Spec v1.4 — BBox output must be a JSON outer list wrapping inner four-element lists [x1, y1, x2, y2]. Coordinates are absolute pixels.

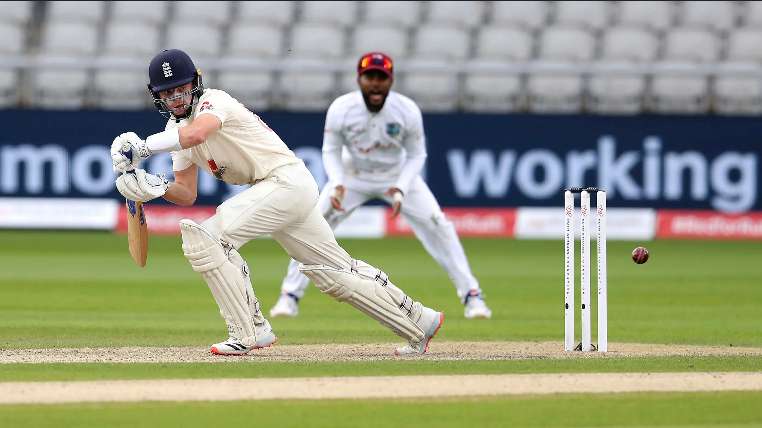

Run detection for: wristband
[[145, 128, 182, 153]]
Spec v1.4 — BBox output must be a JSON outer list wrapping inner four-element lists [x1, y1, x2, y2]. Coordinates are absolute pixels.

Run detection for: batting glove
[[111, 132, 151, 173], [115, 168, 169, 202]]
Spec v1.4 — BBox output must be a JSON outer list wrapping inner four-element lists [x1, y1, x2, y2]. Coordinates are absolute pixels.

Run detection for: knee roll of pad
[[180, 220, 228, 273]]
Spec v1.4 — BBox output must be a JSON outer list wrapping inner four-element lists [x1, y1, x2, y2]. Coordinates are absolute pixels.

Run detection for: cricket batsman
[[270, 52, 492, 320], [110, 49, 444, 356]]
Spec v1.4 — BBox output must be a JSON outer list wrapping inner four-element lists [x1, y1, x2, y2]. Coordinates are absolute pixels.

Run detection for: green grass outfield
[[1, 393, 762, 427], [1, 231, 761, 426]]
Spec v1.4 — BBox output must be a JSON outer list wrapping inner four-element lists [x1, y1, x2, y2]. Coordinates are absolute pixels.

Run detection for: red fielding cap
[[357, 52, 394, 77]]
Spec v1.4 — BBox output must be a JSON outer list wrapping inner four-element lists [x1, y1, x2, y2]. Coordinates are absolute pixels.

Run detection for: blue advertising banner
[[1, 110, 760, 212]]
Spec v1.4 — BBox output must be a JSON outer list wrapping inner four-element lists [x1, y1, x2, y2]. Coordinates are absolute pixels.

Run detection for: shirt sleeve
[[193, 91, 230, 125], [394, 102, 427, 195], [321, 100, 346, 184], [171, 149, 193, 172]]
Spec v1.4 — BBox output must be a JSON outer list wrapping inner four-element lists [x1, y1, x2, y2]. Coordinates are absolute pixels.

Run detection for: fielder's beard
[[362, 91, 388, 112]]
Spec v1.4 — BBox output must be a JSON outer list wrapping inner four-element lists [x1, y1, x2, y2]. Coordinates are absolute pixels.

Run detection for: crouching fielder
[[271, 52, 491, 320], [111, 49, 443, 355]]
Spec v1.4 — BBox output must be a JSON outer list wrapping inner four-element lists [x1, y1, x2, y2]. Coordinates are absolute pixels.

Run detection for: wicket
[[564, 187, 607, 352]]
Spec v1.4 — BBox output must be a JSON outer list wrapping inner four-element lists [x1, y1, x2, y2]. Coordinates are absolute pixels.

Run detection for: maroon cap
[[357, 52, 394, 77]]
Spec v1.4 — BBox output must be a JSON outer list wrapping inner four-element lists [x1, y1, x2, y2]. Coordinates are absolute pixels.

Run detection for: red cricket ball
[[632, 246, 649, 264]]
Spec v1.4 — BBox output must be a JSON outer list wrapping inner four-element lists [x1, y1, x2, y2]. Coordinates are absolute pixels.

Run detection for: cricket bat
[[121, 147, 149, 267], [126, 197, 148, 267]]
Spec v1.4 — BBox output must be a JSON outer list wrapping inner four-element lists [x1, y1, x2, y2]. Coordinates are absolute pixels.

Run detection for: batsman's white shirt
[[169, 89, 300, 185], [323, 90, 426, 194], [167, 88, 351, 270]]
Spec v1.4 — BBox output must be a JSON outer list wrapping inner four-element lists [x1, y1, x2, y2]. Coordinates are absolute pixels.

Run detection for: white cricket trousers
[[201, 161, 352, 270], [280, 175, 481, 302]]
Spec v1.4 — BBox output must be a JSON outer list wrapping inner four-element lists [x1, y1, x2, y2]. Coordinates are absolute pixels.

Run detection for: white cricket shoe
[[269, 293, 299, 318], [394, 307, 445, 356], [464, 290, 492, 319], [210, 320, 278, 356]]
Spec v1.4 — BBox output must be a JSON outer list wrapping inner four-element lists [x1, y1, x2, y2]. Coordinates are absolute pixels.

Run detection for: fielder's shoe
[[394, 307, 445, 356], [464, 290, 492, 319], [210, 320, 278, 356], [269, 293, 299, 318]]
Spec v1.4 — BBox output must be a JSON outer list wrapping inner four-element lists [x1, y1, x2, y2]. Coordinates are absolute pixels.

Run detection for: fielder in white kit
[[110, 49, 444, 356], [271, 52, 492, 320]]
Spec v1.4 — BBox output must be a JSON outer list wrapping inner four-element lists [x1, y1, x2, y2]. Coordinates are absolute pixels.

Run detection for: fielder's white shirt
[[169, 89, 300, 184], [322, 90, 427, 194]]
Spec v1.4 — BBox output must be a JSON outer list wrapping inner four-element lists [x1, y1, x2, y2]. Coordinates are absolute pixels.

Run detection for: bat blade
[[126, 198, 148, 267]]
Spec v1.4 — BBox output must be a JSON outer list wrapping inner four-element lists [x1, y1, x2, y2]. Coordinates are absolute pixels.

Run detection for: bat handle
[[122, 146, 136, 173]]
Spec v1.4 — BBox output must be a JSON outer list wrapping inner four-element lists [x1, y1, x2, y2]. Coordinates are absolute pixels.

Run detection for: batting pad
[[180, 219, 256, 344], [299, 260, 425, 342]]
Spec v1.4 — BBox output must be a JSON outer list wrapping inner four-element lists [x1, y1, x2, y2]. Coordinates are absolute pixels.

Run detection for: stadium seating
[[426, 1, 485, 28], [554, 1, 611, 32], [301, 1, 358, 28], [491, 1, 548, 31], [1, 1, 33, 25], [615, 1, 673, 32], [173, 1, 231, 27], [47, 1, 104, 24], [528, 26, 595, 113], [4, 0, 762, 114], [236, 1, 295, 27], [110, 1, 169, 27], [363, 1, 422, 28]]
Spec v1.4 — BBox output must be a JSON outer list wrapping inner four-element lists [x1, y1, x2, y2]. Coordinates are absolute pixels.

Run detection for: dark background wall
[[1, 110, 759, 213]]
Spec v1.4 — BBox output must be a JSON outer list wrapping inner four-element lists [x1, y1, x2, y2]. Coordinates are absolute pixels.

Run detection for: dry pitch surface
[[3, 341, 761, 364], [3, 341, 762, 404]]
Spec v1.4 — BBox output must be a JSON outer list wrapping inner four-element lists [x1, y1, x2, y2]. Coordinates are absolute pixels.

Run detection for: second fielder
[[271, 52, 492, 320]]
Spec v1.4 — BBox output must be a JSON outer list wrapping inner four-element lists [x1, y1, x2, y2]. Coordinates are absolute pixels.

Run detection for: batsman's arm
[[162, 164, 199, 206]]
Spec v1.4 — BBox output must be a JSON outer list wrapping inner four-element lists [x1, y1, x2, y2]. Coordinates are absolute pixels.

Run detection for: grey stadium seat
[[742, 1, 762, 28], [680, 1, 736, 33], [649, 74, 710, 114], [227, 24, 284, 58], [300, 1, 358, 28], [0, 71, 20, 107], [47, 1, 105, 24], [426, 1, 485, 29], [0, 22, 26, 55], [363, 1, 422, 28], [236, 1, 295, 28], [1, 1, 33, 25], [587, 27, 656, 114], [554, 1, 611, 32], [662, 28, 720, 63], [350, 25, 408, 59], [726, 29, 762, 62], [615, 1, 673, 32], [474, 26, 533, 61], [528, 27, 595, 113], [93, 70, 152, 110], [102, 22, 160, 58], [165, 23, 223, 59], [411, 25, 471, 60], [463, 26, 532, 112], [714, 72, 762, 115], [399, 60, 460, 112], [649, 29, 717, 114], [32, 70, 90, 109], [491, 1, 549, 31], [279, 23, 346, 111], [110, 1, 169, 26], [173, 1, 231, 27], [39, 22, 98, 56], [218, 24, 285, 110]]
